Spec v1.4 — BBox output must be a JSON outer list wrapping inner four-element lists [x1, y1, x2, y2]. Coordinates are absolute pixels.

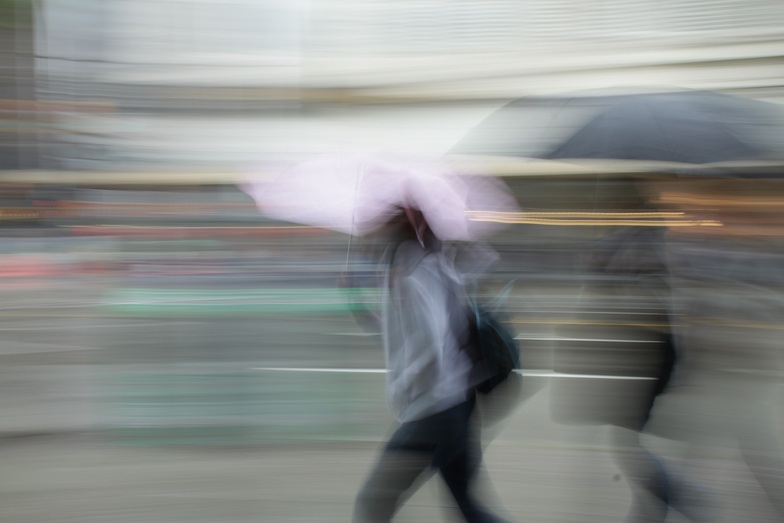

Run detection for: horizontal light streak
[[252, 367, 387, 374], [79, 224, 317, 230], [657, 193, 784, 208], [473, 218, 723, 227], [472, 211, 687, 218], [467, 209, 722, 226], [515, 336, 664, 343], [251, 367, 656, 380]]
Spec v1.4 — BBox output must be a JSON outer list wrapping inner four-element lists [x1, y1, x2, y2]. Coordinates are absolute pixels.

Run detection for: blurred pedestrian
[[353, 208, 511, 523], [550, 182, 718, 523], [659, 177, 784, 521], [598, 229, 719, 523]]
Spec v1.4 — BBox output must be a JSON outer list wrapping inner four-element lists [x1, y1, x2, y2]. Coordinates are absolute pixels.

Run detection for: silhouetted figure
[[663, 192, 784, 521], [353, 210, 510, 523], [552, 215, 717, 522]]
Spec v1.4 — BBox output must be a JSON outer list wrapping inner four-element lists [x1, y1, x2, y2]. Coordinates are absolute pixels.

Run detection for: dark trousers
[[353, 397, 506, 523]]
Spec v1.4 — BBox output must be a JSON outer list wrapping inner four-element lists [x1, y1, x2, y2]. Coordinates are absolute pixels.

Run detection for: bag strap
[[465, 278, 517, 315]]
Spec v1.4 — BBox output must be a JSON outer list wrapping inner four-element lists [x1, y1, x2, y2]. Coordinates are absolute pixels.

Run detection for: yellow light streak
[[465, 209, 721, 226], [469, 211, 686, 219], [656, 193, 784, 208]]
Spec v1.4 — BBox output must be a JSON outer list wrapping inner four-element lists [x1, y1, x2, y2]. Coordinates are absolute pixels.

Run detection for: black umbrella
[[452, 89, 784, 170], [546, 91, 783, 164]]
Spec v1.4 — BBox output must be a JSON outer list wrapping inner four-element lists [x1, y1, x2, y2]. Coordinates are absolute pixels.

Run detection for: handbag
[[464, 282, 521, 394]]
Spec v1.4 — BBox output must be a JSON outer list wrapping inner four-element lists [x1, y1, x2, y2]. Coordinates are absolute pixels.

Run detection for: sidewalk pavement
[[1, 381, 783, 523]]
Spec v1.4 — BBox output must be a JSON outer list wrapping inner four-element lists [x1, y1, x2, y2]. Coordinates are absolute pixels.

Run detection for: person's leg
[[610, 331, 683, 522], [353, 449, 431, 522], [353, 420, 435, 523], [611, 426, 671, 523], [434, 399, 509, 523]]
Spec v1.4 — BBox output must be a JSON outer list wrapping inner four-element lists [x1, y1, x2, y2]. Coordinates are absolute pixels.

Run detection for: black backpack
[[464, 285, 521, 394]]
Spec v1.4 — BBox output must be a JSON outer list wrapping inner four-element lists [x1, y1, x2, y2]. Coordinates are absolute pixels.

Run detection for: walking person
[[353, 208, 511, 523], [243, 150, 520, 522], [659, 177, 784, 521]]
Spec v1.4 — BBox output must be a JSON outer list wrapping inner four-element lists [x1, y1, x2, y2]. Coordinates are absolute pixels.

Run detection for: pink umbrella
[[243, 151, 518, 241]]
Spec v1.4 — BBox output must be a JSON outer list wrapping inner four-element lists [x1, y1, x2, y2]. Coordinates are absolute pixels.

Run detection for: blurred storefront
[[0, 0, 783, 455], [17, 0, 783, 171]]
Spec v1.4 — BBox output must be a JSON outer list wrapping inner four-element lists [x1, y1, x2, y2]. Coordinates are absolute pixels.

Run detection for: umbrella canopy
[[243, 151, 518, 241], [547, 91, 783, 164], [452, 89, 784, 168]]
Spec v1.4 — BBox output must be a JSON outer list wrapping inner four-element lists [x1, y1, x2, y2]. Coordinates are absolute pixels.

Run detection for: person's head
[[389, 207, 439, 247], [365, 207, 436, 253]]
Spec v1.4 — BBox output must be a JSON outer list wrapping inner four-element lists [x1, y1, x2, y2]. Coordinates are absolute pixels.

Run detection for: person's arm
[[391, 275, 443, 399]]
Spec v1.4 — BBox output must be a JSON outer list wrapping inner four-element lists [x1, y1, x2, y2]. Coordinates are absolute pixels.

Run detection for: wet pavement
[[2, 385, 783, 523]]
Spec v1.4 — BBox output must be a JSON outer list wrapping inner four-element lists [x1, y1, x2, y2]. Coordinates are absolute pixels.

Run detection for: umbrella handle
[[404, 207, 427, 248]]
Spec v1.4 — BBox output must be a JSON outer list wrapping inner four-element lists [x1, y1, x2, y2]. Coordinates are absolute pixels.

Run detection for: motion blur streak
[[1, 1, 784, 522]]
